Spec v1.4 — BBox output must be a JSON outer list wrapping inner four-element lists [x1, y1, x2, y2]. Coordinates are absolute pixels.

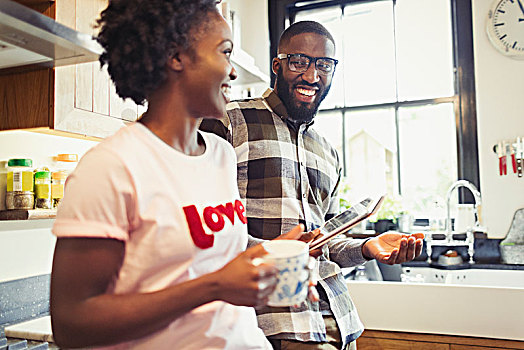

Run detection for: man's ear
[[272, 57, 281, 75], [167, 52, 184, 72]]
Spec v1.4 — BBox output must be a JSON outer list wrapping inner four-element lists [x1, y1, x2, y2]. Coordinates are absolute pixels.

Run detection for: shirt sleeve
[[327, 237, 369, 267], [52, 146, 137, 242]]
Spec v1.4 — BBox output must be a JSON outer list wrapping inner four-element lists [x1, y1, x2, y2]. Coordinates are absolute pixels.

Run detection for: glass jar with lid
[[34, 170, 52, 209], [51, 154, 78, 208], [7, 158, 33, 192], [51, 171, 67, 208], [6, 158, 34, 210]]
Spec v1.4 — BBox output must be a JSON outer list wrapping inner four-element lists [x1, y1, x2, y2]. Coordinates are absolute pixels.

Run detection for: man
[[201, 21, 423, 350]]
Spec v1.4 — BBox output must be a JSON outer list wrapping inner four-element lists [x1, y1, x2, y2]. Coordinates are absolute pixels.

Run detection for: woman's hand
[[274, 224, 321, 303], [214, 244, 278, 307]]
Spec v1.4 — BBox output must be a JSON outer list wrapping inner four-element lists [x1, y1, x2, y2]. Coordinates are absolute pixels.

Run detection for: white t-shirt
[[53, 123, 271, 350]]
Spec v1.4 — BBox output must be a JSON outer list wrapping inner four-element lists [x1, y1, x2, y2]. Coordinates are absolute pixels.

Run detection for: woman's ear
[[167, 52, 184, 72], [272, 57, 281, 75]]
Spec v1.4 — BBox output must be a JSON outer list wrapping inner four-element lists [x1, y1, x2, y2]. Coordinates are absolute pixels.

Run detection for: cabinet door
[[357, 337, 450, 350], [54, 0, 138, 138]]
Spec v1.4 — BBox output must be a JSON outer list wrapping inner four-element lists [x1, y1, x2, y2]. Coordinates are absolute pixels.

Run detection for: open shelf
[[231, 48, 270, 87]]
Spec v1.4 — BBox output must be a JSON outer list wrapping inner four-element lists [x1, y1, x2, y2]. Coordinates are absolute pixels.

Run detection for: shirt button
[[303, 193, 307, 198]]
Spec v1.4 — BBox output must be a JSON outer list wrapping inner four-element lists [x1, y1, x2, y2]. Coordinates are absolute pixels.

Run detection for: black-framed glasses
[[277, 53, 338, 75]]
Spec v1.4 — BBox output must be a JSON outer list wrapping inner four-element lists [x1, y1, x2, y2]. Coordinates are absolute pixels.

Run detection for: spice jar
[[50, 154, 78, 208], [6, 191, 34, 210], [51, 171, 67, 208], [34, 171, 52, 209], [7, 158, 34, 192], [6, 158, 34, 210]]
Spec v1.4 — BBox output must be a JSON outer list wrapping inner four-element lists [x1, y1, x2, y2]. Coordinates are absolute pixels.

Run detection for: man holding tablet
[[201, 20, 424, 350]]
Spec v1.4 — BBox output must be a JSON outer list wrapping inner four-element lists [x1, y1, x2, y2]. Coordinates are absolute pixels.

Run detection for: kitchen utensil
[[497, 141, 507, 175], [510, 143, 517, 173], [517, 137, 523, 177]]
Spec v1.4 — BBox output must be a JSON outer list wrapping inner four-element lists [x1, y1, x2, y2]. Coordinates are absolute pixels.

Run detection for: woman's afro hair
[[96, 0, 218, 105]]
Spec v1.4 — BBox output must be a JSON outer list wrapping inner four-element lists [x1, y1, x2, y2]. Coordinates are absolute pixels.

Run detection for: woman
[[50, 1, 302, 348]]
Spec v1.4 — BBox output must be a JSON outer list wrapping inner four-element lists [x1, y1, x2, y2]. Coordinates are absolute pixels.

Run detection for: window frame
[[268, 0, 479, 204]]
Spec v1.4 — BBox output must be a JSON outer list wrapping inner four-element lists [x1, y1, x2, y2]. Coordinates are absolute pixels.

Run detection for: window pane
[[295, 7, 345, 109], [395, 0, 455, 100], [398, 103, 457, 218], [343, 1, 397, 106], [344, 108, 398, 200]]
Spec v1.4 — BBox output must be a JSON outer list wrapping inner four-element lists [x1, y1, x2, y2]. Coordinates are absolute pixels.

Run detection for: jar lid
[[57, 154, 78, 162], [52, 171, 68, 180], [35, 171, 51, 179], [8, 158, 33, 167]]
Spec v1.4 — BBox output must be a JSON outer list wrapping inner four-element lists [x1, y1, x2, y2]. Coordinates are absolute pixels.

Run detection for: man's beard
[[276, 68, 331, 124]]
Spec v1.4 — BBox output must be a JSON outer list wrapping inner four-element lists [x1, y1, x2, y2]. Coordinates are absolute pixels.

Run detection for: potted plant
[[371, 195, 403, 233]]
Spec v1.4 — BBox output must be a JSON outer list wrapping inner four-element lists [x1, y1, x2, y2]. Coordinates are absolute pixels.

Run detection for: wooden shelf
[[0, 209, 56, 221]]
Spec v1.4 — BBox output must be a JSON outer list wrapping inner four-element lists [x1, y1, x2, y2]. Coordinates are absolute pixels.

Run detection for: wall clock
[[486, 0, 524, 59]]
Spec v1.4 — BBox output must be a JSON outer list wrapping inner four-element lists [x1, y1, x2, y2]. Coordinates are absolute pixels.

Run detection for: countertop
[[4, 315, 53, 343]]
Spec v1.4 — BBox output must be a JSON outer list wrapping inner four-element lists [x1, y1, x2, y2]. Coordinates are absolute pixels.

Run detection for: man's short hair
[[278, 21, 335, 52]]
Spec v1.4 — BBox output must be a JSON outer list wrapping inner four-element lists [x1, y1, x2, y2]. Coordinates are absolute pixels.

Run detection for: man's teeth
[[221, 86, 231, 98], [296, 88, 316, 96]]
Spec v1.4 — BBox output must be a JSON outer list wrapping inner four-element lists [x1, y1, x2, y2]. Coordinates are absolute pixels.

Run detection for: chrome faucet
[[426, 180, 483, 264], [445, 180, 483, 236]]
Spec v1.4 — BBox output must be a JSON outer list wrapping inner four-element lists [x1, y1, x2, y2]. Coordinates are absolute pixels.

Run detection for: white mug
[[260, 240, 312, 307]]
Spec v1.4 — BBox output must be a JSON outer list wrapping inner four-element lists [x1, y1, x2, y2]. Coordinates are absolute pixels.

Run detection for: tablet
[[309, 195, 385, 251]]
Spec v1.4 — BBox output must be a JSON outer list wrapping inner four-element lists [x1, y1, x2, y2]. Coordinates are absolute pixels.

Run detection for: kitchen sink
[[398, 266, 524, 288]]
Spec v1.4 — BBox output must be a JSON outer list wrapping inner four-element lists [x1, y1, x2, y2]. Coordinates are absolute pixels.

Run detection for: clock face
[[487, 0, 524, 59]]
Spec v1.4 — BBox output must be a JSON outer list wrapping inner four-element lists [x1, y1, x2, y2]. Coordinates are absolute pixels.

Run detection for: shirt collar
[[262, 88, 315, 129]]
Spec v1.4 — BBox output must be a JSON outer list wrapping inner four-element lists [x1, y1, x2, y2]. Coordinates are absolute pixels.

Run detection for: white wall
[[0, 130, 98, 282], [472, 0, 524, 238]]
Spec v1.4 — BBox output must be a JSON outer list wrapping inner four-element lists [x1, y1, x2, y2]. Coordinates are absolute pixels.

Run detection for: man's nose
[[302, 63, 320, 84]]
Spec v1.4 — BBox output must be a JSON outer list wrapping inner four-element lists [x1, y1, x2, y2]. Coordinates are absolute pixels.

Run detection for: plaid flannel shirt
[[200, 89, 365, 347]]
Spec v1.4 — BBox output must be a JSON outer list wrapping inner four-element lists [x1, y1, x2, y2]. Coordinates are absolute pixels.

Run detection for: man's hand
[[277, 226, 323, 258], [298, 229, 323, 259], [362, 232, 424, 265]]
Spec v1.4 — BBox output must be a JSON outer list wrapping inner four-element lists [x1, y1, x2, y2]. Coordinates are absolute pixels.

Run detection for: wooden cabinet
[[357, 330, 524, 350], [53, 0, 144, 138], [451, 346, 515, 350], [0, 0, 143, 139], [357, 337, 449, 350], [1, 0, 268, 138]]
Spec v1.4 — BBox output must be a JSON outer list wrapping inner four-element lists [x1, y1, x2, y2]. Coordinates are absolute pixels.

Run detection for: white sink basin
[[347, 279, 524, 341], [399, 266, 524, 288]]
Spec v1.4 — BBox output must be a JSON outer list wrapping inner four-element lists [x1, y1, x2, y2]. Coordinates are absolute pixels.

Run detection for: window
[[270, 0, 479, 219]]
